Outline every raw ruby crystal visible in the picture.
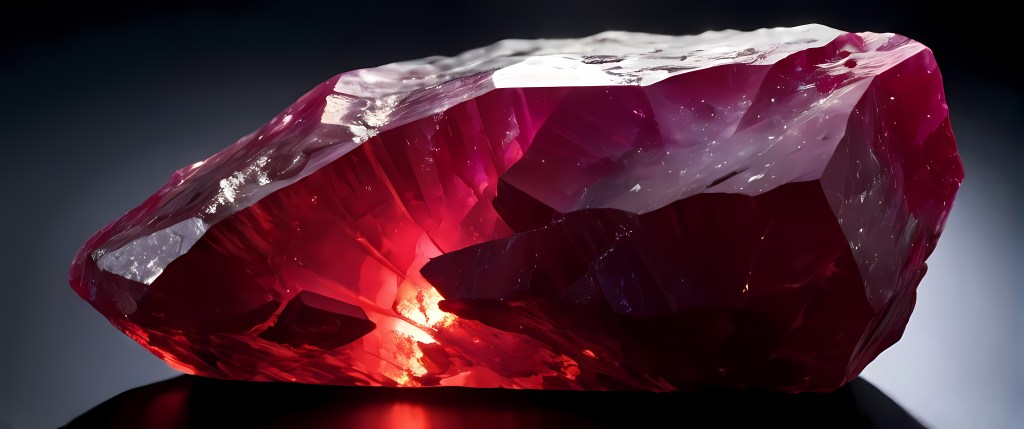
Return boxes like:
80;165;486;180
70;25;963;392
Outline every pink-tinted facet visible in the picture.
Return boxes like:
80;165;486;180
70;26;963;392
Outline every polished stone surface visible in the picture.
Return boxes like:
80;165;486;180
64;376;922;428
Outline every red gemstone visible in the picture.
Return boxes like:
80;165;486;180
70;25;963;392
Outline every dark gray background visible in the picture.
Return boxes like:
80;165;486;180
1;1;1020;427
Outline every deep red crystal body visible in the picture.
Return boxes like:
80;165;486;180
70;26;963;392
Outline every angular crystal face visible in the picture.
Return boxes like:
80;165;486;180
70;24;963;392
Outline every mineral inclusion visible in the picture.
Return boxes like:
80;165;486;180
70;24;963;392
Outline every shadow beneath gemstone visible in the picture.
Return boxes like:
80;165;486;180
63;376;921;429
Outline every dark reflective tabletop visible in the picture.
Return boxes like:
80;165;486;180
64;376;922;428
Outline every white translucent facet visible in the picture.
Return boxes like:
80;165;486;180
96;218;209;285
336;25;842;95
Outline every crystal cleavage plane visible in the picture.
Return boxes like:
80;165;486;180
70;24;963;392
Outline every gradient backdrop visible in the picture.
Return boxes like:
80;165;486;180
1;1;1019;427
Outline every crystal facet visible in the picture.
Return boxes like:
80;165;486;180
71;25;963;392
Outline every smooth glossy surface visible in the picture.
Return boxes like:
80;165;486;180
64;375;923;429
70;25;962;392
